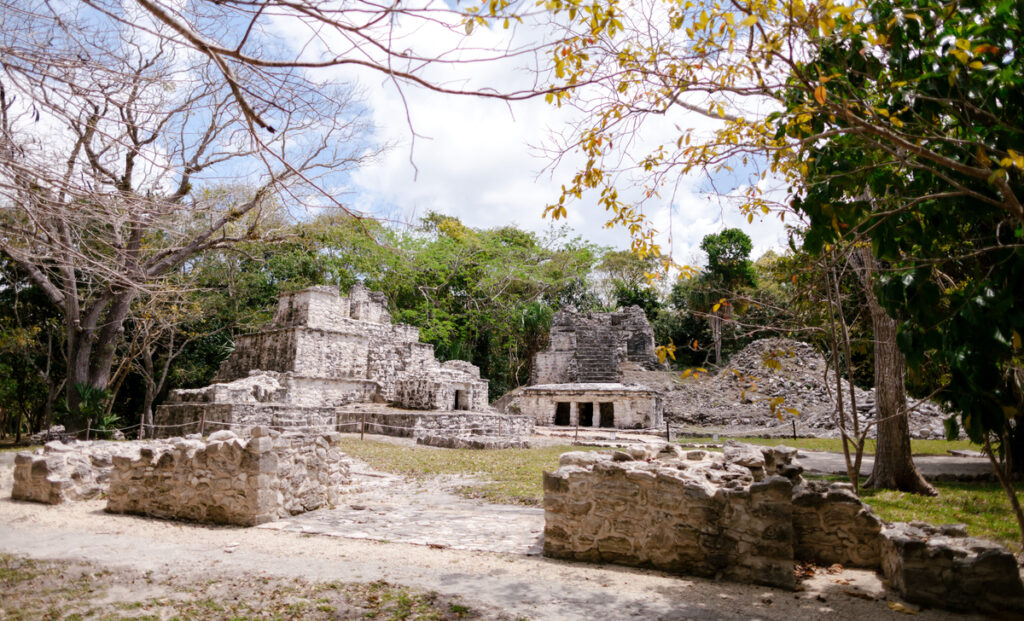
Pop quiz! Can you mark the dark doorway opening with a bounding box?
[455,389,469,410]
[579,402,594,427]
[555,402,571,425]
[599,402,615,427]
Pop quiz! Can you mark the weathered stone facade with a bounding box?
[12,440,160,504]
[513,306,664,430]
[880,522,1024,613]
[105,428,349,526]
[532,306,660,384]
[543,441,1024,612]
[512,383,663,429]
[791,480,883,568]
[155,285,490,436]
[543,441,805,588]
[336,404,533,448]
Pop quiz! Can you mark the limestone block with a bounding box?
[881,522,1024,613]
[104,433,351,526]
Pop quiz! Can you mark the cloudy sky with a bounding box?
[309,4,792,267]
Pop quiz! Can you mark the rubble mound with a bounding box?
[625,338,950,439]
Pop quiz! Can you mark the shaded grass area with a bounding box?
[676,435,980,455]
[0,553,488,620]
[339,438,1019,548]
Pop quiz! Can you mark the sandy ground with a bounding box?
[0,453,984,620]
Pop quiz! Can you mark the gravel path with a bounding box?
[0,452,982,620]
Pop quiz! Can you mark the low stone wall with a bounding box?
[792,481,883,567]
[154,403,340,438]
[105,428,350,526]
[12,440,166,504]
[543,442,801,588]
[416,434,531,449]
[543,441,1024,612]
[336,410,533,444]
[881,522,1024,613]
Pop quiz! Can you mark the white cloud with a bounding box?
[277,2,790,263]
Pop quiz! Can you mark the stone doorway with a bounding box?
[554,402,571,425]
[454,389,470,410]
[579,403,594,427]
[599,402,614,427]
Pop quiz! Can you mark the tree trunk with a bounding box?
[855,248,936,495]
[712,312,722,365]
[63,289,135,426]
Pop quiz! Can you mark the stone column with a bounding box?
[570,402,578,426]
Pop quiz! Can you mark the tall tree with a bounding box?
[530,0,999,499]
[700,228,756,364]
[785,0,1022,525]
[0,11,372,422]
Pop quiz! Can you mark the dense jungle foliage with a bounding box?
[0,210,892,441]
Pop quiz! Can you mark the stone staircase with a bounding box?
[572,328,619,382]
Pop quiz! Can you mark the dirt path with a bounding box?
[0,455,981,620]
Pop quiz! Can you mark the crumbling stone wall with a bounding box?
[881,522,1024,613]
[532,306,660,385]
[12,440,165,504]
[543,441,1024,612]
[543,442,802,588]
[792,481,883,567]
[336,408,533,443]
[105,428,350,526]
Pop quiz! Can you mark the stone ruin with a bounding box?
[156,285,531,446]
[512,383,663,430]
[499,306,665,430]
[13,427,349,526]
[531,306,661,384]
[543,440,1024,613]
[622,337,953,439]
[12,439,143,504]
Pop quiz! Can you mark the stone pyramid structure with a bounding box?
[154,285,489,436]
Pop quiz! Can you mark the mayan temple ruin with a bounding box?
[154,285,529,444]
[503,306,666,429]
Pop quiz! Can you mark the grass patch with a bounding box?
[676,435,980,455]
[0,555,486,620]
[337,438,602,505]
[861,481,1022,548]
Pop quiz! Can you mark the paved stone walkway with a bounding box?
[797,451,995,481]
[259,461,545,555]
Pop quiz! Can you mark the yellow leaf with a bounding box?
[1013,330,1022,350]
[681,368,693,379]
[813,84,827,106]
[888,601,919,615]
[740,14,758,27]
[712,303,721,312]
[969,60,983,69]
[724,13,735,26]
